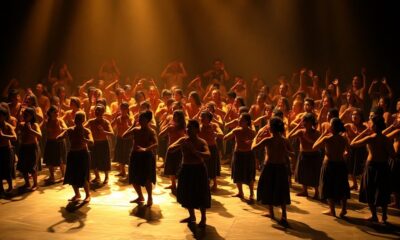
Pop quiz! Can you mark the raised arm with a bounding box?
[350,128,372,147]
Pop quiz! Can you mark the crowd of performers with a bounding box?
[0,59,399,227]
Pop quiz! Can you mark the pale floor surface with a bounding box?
[1,161,399,240]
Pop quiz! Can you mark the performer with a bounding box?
[57,111,93,203]
[168,119,211,227]
[252,117,293,226]
[123,110,158,207]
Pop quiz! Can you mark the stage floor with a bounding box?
[1,161,399,240]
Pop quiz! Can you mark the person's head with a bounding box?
[378,96,390,111]
[322,95,334,108]
[302,113,317,129]
[134,91,146,104]
[206,102,216,113]
[161,89,172,102]
[56,86,66,99]
[234,97,246,108]
[211,89,221,102]
[256,93,266,105]
[369,106,384,120]
[0,107,8,123]
[115,88,126,101]
[96,98,107,108]
[7,89,20,104]
[35,83,44,95]
[173,110,186,130]
[23,107,36,124]
[312,75,320,86]
[74,111,86,126]
[330,117,346,134]
[25,94,39,107]
[148,86,158,100]
[94,104,105,118]
[173,89,184,102]
[264,104,274,118]
[87,86,96,100]
[352,75,361,88]
[273,109,284,119]
[239,113,251,128]
[346,91,356,105]
[69,97,81,111]
[139,101,151,112]
[226,91,236,103]
[371,115,386,134]
[171,101,183,112]
[269,116,285,134]
[304,98,315,112]
[292,100,303,113]
[351,108,364,125]
[239,106,249,114]
[120,102,130,115]
[46,105,59,120]
[200,111,213,125]
[139,110,152,128]
[279,84,288,96]
[189,91,202,107]
[187,119,200,137]
[327,108,339,121]
[213,59,223,70]
[277,97,290,113]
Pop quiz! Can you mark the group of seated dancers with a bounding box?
[0,59,399,227]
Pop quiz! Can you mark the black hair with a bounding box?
[173,110,186,130]
[273,109,284,119]
[161,89,172,97]
[23,107,37,124]
[70,97,81,109]
[187,119,200,130]
[46,105,59,119]
[303,112,317,126]
[304,98,315,108]
[240,112,252,126]
[239,106,249,114]
[328,108,339,119]
[372,115,386,134]
[370,106,384,117]
[200,111,213,122]
[235,96,246,107]
[189,91,202,107]
[227,91,237,99]
[269,117,285,133]
[330,117,346,134]
[135,91,146,102]
[139,110,153,123]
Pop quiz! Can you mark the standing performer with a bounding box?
[43,105,67,183]
[85,104,114,185]
[57,111,93,203]
[199,110,223,191]
[111,102,133,178]
[313,118,350,218]
[123,110,158,207]
[159,110,186,193]
[224,113,256,201]
[0,107,17,196]
[351,115,395,223]
[288,113,321,198]
[252,117,292,226]
[17,107,42,191]
[168,120,211,227]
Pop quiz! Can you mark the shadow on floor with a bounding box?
[335,216,400,239]
[130,204,163,226]
[272,219,334,240]
[186,222,225,240]
[47,203,90,233]
[208,199,234,218]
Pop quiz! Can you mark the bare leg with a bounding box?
[180,208,196,223]
[199,208,207,227]
[263,205,275,219]
[23,173,30,187]
[249,181,255,201]
[211,178,218,191]
[145,182,153,206]
[94,169,100,181]
[31,172,38,190]
[233,183,244,198]
[83,181,91,202]
[6,178,13,192]
[322,199,336,216]
[103,171,109,184]
[297,185,308,196]
[131,184,144,203]
[367,204,378,221]
[313,187,319,199]
[49,166,55,182]
[339,198,347,218]
[382,205,388,223]
[60,163,65,179]
[350,175,358,190]
[72,185,81,200]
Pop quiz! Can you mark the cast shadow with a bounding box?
[208,199,234,218]
[186,222,225,240]
[130,204,163,226]
[47,203,90,233]
[272,218,334,240]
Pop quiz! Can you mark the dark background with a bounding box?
[0,0,399,98]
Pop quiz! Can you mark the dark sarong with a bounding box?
[0,146,13,180]
[295,151,322,187]
[319,161,350,201]
[63,150,90,188]
[347,146,367,176]
[43,140,67,166]
[90,140,111,171]
[17,144,38,174]
[359,161,391,206]
[164,150,182,176]
[177,163,211,209]
[113,137,132,165]
[129,151,156,186]
[204,145,220,179]
[231,151,256,185]
[257,162,291,206]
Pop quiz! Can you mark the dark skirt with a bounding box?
[347,146,367,176]
[205,145,220,179]
[319,161,350,201]
[129,151,156,186]
[113,137,132,165]
[90,140,111,171]
[359,161,391,206]
[295,151,322,187]
[63,150,90,188]
[164,150,182,176]
[17,144,38,174]
[257,162,291,206]
[389,155,400,194]
[43,140,67,166]
[231,151,256,185]
[0,146,13,180]
[177,163,211,209]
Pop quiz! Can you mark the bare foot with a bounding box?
[68,195,81,202]
[130,197,144,204]
[198,219,206,228]
[180,217,196,223]
[30,185,38,191]
[262,213,275,219]
[147,198,153,207]
[232,193,244,199]
[322,210,336,217]
[83,196,91,203]
[279,218,289,227]
[366,216,378,222]
[339,210,347,218]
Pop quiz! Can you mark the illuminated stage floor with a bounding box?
[1,161,399,240]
